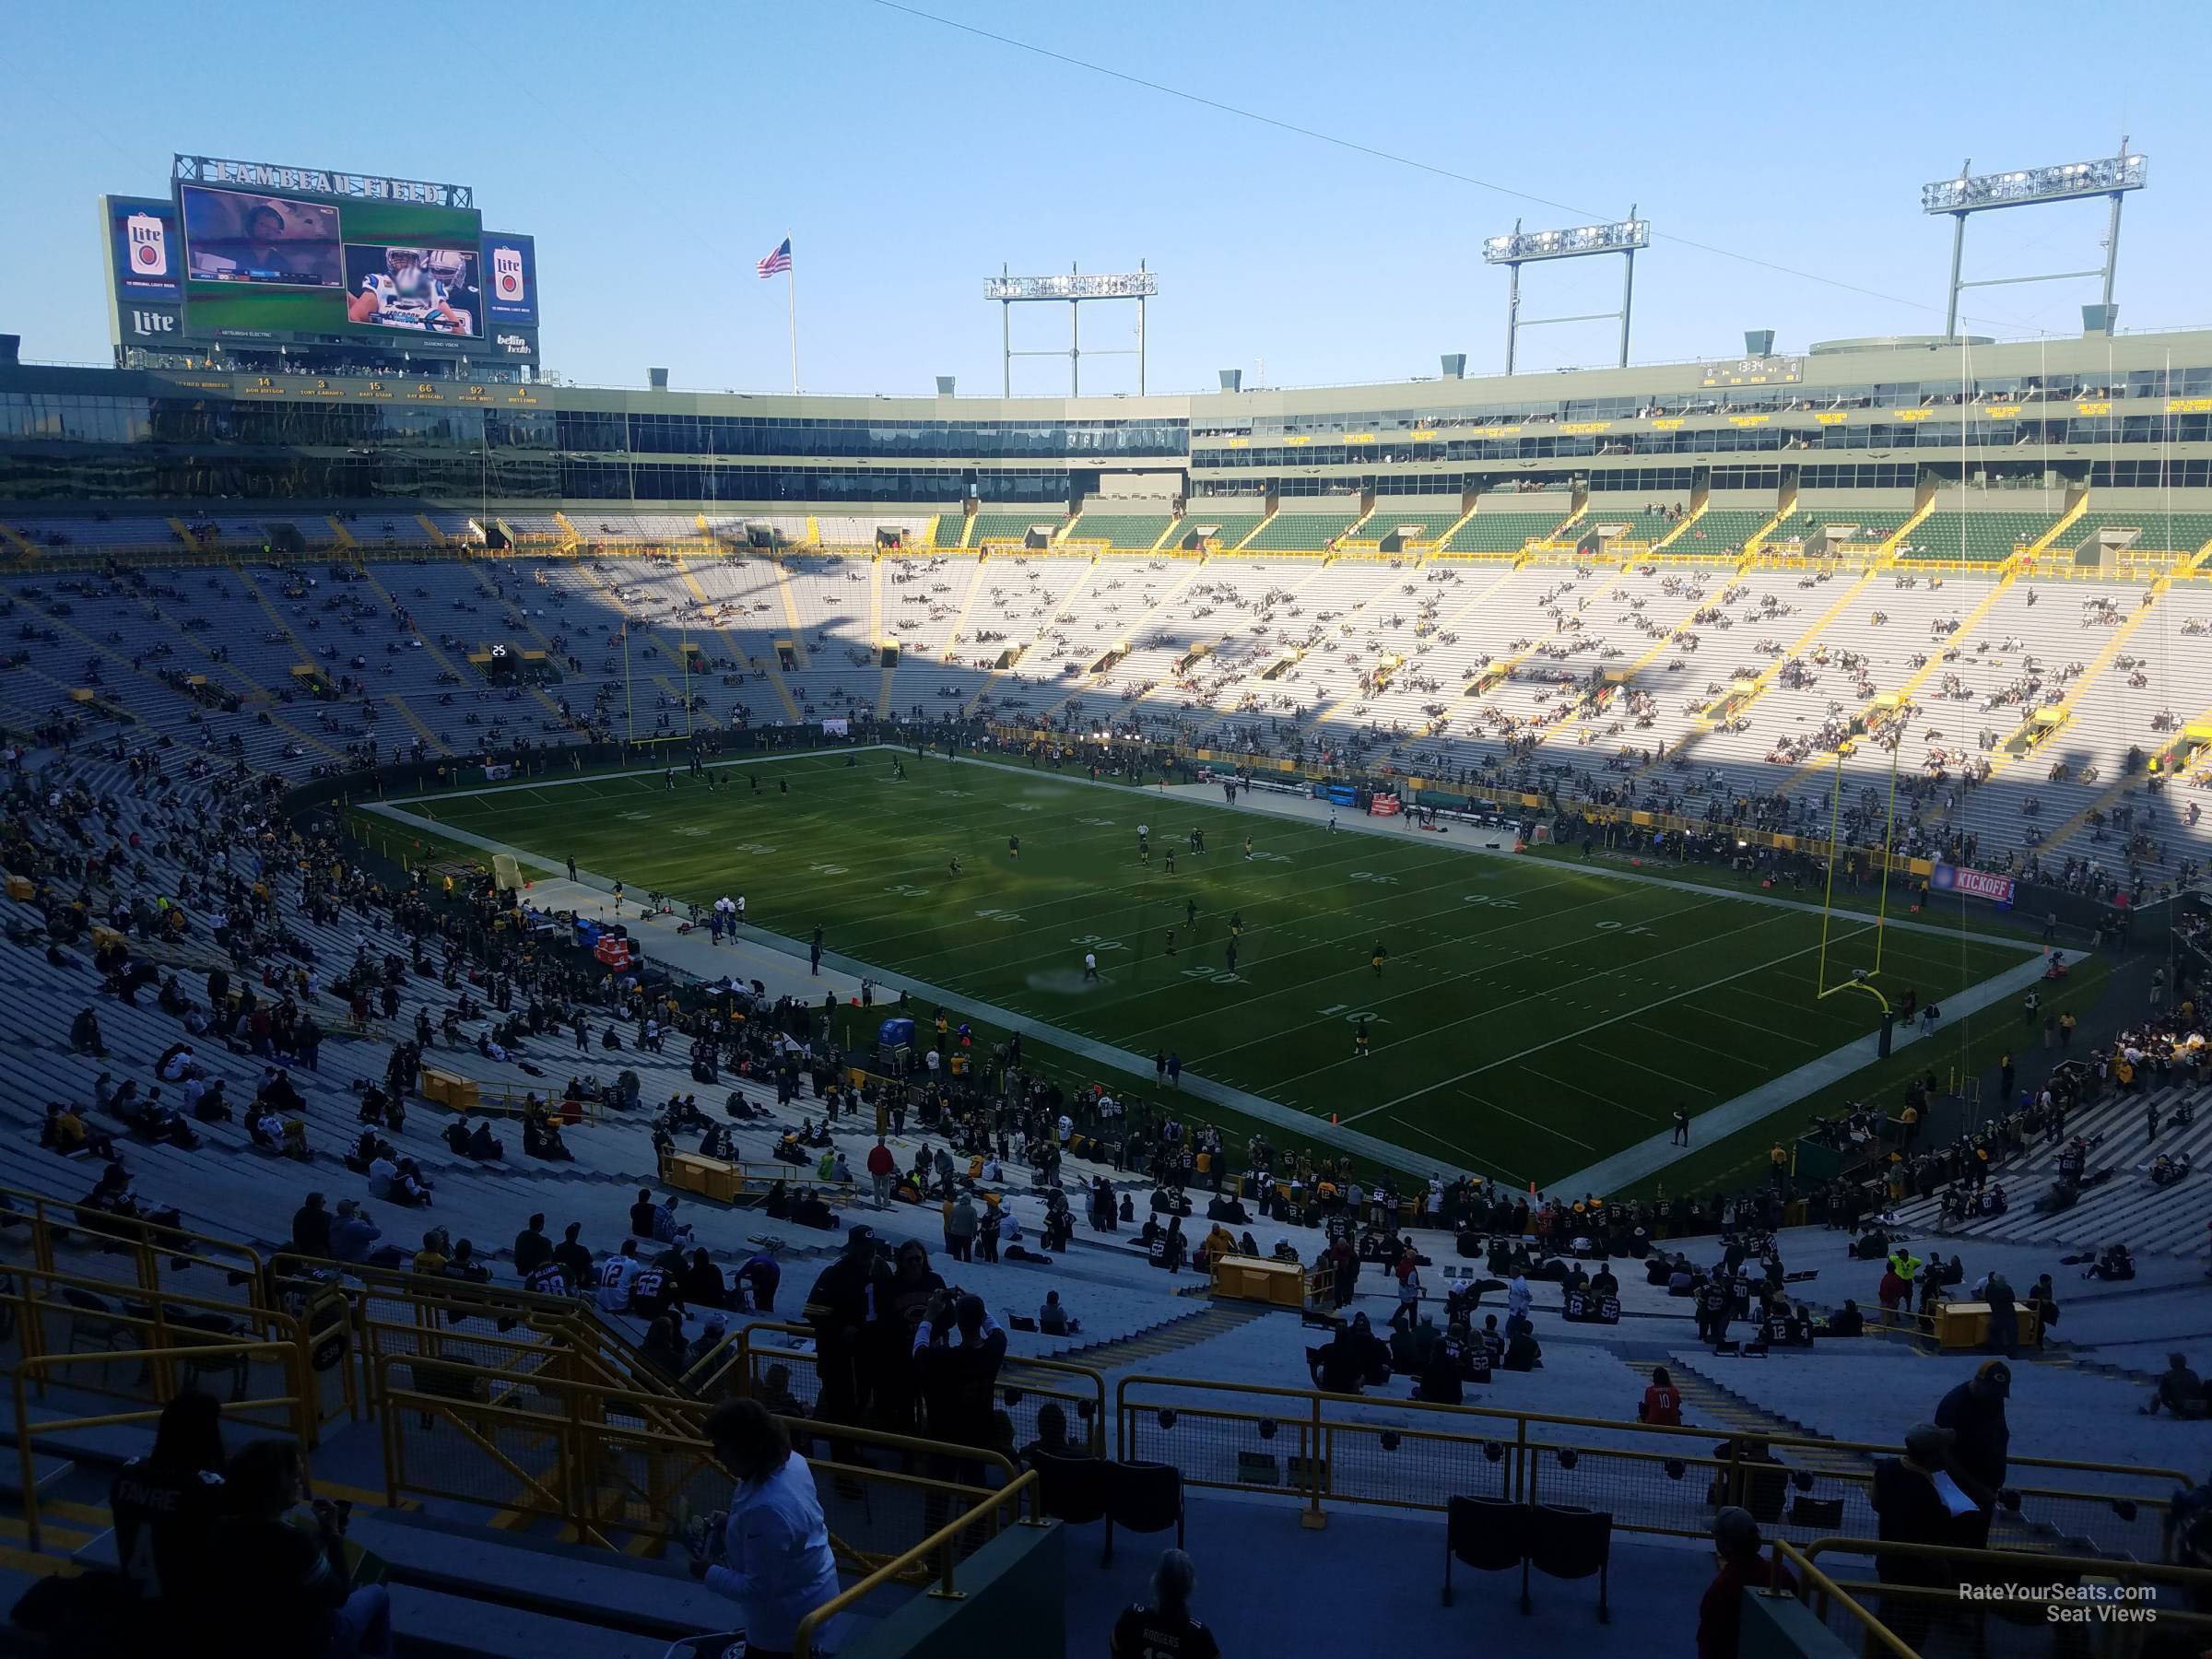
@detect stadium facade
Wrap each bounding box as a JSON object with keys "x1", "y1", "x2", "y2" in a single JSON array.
[{"x1": 4, "y1": 321, "x2": 2211, "y2": 523}]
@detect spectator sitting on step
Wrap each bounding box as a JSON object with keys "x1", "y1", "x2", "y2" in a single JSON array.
[
  {"x1": 189, "y1": 1076, "x2": 232, "y2": 1124},
  {"x1": 684, "y1": 1312, "x2": 730, "y2": 1380},
  {"x1": 42, "y1": 1100, "x2": 117, "y2": 1160},
  {"x1": 124, "y1": 1086, "x2": 199, "y2": 1149},
  {"x1": 328, "y1": 1200, "x2": 381, "y2": 1264},
  {"x1": 756, "y1": 1362, "x2": 806, "y2": 1421},
  {"x1": 653, "y1": 1195, "x2": 695, "y2": 1249},
  {"x1": 1640, "y1": 1365, "x2": 1684, "y2": 1426},
  {"x1": 70, "y1": 1006, "x2": 108, "y2": 1056},
  {"x1": 522, "y1": 1107, "x2": 571, "y2": 1159},
  {"x1": 368, "y1": 1148, "x2": 429, "y2": 1207},
  {"x1": 1501, "y1": 1320, "x2": 1543, "y2": 1371},
  {"x1": 1018, "y1": 1402, "x2": 1082, "y2": 1468},
  {"x1": 248, "y1": 1102, "x2": 287, "y2": 1154},
  {"x1": 1313, "y1": 1312, "x2": 1390, "y2": 1394},
  {"x1": 466, "y1": 1118, "x2": 504, "y2": 1161},
  {"x1": 257, "y1": 1067, "x2": 306, "y2": 1118},
  {"x1": 551, "y1": 1222, "x2": 594, "y2": 1292},
  {"x1": 2145, "y1": 1354, "x2": 2209, "y2": 1418},
  {"x1": 1037, "y1": 1289, "x2": 1079, "y2": 1337},
  {"x1": 641, "y1": 1313, "x2": 688, "y2": 1381},
  {"x1": 76, "y1": 1166, "x2": 185, "y2": 1255},
  {"x1": 110, "y1": 1389, "x2": 229, "y2": 1626},
  {"x1": 213, "y1": 1438, "x2": 391, "y2": 1659}
]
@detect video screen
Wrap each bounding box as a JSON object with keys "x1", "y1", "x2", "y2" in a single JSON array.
[
  {"x1": 342, "y1": 245, "x2": 481, "y2": 337},
  {"x1": 180, "y1": 185, "x2": 343, "y2": 288}
]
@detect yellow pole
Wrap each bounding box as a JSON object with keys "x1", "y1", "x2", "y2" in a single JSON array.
[{"x1": 1872, "y1": 734, "x2": 1902, "y2": 975}]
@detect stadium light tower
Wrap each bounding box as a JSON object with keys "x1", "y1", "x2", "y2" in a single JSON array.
[
  {"x1": 1923, "y1": 140, "x2": 2147, "y2": 336},
  {"x1": 983, "y1": 264, "x2": 1158, "y2": 396},
  {"x1": 1483, "y1": 212, "x2": 1649, "y2": 374}
]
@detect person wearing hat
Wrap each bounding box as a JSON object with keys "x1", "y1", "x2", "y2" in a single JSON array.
[
  {"x1": 1697, "y1": 1505, "x2": 1794, "y2": 1659},
  {"x1": 803, "y1": 1225, "x2": 891, "y2": 1431},
  {"x1": 1934, "y1": 1360, "x2": 2011, "y2": 1547},
  {"x1": 1872, "y1": 1423, "x2": 1970, "y2": 1647},
  {"x1": 685, "y1": 1312, "x2": 730, "y2": 1379}
]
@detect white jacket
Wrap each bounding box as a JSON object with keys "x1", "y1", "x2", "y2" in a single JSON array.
[{"x1": 705, "y1": 1455, "x2": 841, "y2": 1652}]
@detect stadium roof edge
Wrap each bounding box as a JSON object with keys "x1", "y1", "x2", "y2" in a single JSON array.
[{"x1": 12, "y1": 321, "x2": 2212, "y2": 421}]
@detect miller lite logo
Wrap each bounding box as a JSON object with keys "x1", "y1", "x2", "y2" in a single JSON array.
[
  {"x1": 126, "y1": 212, "x2": 170, "y2": 277},
  {"x1": 130, "y1": 310, "x2": 176, "y2": 335},
  {"x1": 492, "y1": 246, "x2": 525, "y2": 304}
]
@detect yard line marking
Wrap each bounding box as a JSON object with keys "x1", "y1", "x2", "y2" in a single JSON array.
[
  {"x1": 1394, "y1": 1118, "x2": 1524, "y2": 1182},
  {"x1": 1344, "y1": 923, "x2": 1876, "y2": 1123},
  {"x1": 1581, "y1": 1048, "x2": 1712, "y2": 1097},
  {"x1": 1513, "y1": 1066, "x2": 1641, "y2": 1118},
  {"x1": 1454, "y1": 1100, "x2": 1592, "y2": 1152},
  {"x1": 1621, "y1": 1020, "x2": 1769, "y2": 1069}
]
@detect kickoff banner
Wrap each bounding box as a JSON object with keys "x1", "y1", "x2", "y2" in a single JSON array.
[{"x1": 1931, "y1": 862, "x2": 2015, "y2": 906}]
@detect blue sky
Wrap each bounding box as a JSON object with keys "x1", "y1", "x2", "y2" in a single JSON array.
[{"x1": 6, "y1": 0, "x2": 2207, "y2": 394}]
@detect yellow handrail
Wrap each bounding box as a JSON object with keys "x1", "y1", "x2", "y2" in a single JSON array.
[
  {"x1": 1110, "y1": 1372, "x2": 2191, "y2": 1547},
  {"x1": 0, "y1": 1181, "x2": 266, "y2": 1300},
  {"x1": 373, "y1": 1355, "x2": 1028, "y2": 1556},
  {"x1": 10, "y1": 1340, "x2": 307, "y2": 1552},
  {"x1": 793, "y1": 1469, "x2": 1040, "y2": 1658},
  {"x1": 1767, "y1": 1540, "x2": 1918, "y2": 1659},
  {"x1": 710, "y1": 1321, "x2": 1109, "y2": 1452}
]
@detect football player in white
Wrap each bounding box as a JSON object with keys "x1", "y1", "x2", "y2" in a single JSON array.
[{"x1": 348, "y1": 247, "x2": 467, "y2": 334}]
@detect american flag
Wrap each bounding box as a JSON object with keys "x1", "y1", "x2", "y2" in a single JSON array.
[{"x1": 757, "y1": 237, "x2": 793, "y2": 277}]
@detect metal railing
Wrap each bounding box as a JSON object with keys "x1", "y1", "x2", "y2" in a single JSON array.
[
  {"x1": 1111, "y1": 1374, "x2": 2194, "y2": 1559},
  {"x1": 1784, "y1": 1537, "x2": 2212, "y2": 1656},
  {"x1": 9, "y1": 1336, "x2": 310, "y2": 1552},
  {"x1": 1, "y1": 1180, "x2": 266, "y2": 1309},
  {"x1": 698, "y1": 1321, "x2": 1110, "y2": 1458},
  {"x1": 1, "y1": 1260, "x2": 351, "y2": 1433},
  {"x1": 794, "y1": 1469, "x2": 1041, "y2": 1659},
  {"x1": 376, "y1": 1358, "x2": 1031, "y2": 1567},
  {"x1": 1767, "y1": 1540, "x2": 1918, "y2": 1659}
]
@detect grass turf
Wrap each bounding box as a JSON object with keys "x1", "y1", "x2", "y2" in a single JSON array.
[{"x1": 400, "y1": 748, "x2": 2038, "y2": 1188}]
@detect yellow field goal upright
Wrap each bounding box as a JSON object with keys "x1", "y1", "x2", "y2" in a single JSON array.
[{"x1": 1814, "y1": 729, "x2": 1903, "y2": 1014}]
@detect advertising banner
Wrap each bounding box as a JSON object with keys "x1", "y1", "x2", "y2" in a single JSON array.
[
  {"x1": 1930, "y1": 862, "x2": 2015, "y2": 906},
  {"x1": 481, "y1": 231, "x2": 539, "y2": 325}
]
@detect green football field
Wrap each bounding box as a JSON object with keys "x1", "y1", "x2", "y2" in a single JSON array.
[{"x1": 402, "y1": 749, "x2": 2034, "y2": 1186}]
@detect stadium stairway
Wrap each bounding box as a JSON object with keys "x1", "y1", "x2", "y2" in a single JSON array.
[
  {"x1": 1657, "y1": 1361, "x2": 1867, "y2": 1479},
  {"x1": 1033, "y1": 1287, "x2": 1274, "y2": 1372}
]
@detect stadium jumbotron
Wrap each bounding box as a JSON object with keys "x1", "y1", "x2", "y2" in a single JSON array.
[{"x1": 2, "y1": 56, "x2": 2211, "y2": 1659}]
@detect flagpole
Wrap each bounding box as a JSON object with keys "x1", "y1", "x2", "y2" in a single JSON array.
[{"x1": 785, "y1": 235, "x2": 797, "y2": 394}]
